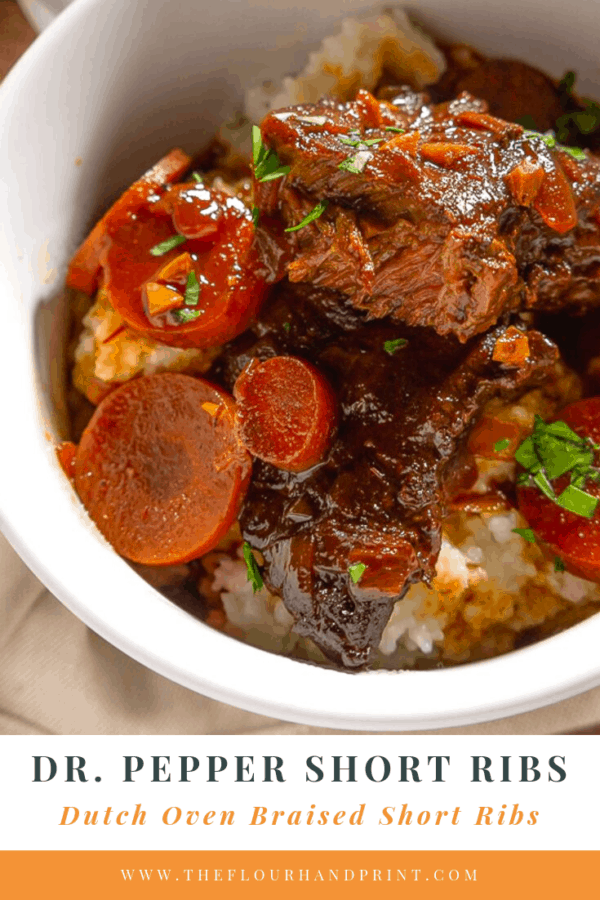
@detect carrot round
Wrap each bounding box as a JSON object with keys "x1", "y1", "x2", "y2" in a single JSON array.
[
  {"x1": 66, "y1": 149, "x2": 192, "y2": 296},
  {"x1": 517, "y1": 397, "x2": 600, "y2": 582},
  {"x1": 74, "y1": 373, "x2": 252, "y2": 565},
  {"x1": 234, "y1": 356, "x2": 337, "y2": 472},
  {"x1": 467, "y1": 415, "x2": 522, "y2": 459},
  {"x1": 102, "y1": 183, "x2": 268, "y2": 349},
  {"x1": 56, "y1": 441, "x2": 77, "y2": 479}
]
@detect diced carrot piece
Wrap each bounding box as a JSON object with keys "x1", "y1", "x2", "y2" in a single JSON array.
[
  {"x1": 505, "y1": 159, "x2": 545, "y2": 206},
  {"x1": 492, "y1": 326, "x2": 531, "y2": 367},
  {"x1": 156, "y1": 251, "x2": 195, "y2": 284},
  {"x1": 420, "y1": 142, "x2": 480, "y2": 166},
  {"x1": 145, "y1": 283, "x2": 184, "y2": 317},
  {"x1": 533, "y1": 161, "x2": 578, "y2": 233}
]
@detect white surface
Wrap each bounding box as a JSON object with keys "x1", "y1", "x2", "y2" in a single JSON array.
[{"x1": 1, "y1": 0, "x2": 600, "y2": 732}]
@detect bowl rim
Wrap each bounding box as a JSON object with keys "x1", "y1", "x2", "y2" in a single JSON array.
[{"x1": 2, "y1": 0, "x2": 600, "y2": 733}]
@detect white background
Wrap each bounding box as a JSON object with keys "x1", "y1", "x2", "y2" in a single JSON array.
[{"x1": 0, "y1": 735, "x2": 595, "y2": 851}]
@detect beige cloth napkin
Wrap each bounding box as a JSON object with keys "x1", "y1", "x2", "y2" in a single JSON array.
[{"x1": 2, "y1": 530, "x2": 600, "y2": 736}]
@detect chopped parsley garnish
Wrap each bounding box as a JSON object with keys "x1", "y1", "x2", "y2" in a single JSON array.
[
  {"x1": 559, "y1": 70, "x2": 576, "y2": 95},
  {"x1": 555, "y1": 483, "x2": 599, "y2": 518},
  {"x1": 149, "y1": 234, "x2": 187, "y2": 256},
  {"x1": 252, "y1": 124, "x2": 291, "y2": 183},
  {"x1": 340, "y1": 135, "x2": 383, "y2": 148},
  {"x1": 243, "y1": 541, "x2": 263, "y2": 593},
  {"x1": 251, "y1": 206, "x2": 260, "y2": 228},
  {"x1": 561, "y1": 145, "x2": 587, "y2": 160},
  {"x1": 284, "y1": 199, "x2": 328, "y2": 233},
  {"x1": 523, "y1": 128, "x2": 586, "y2": 161},
  {"x1": 554, "y1": 556, "x2": 566, "y2": 573},
  {"x1": 173, "y1": 308, "x2": 202, "y2": 323},
  {"x1": 338, "y1": 149, "x2": 373, "y2": 174},
  {"x1": 554, "y1": 72, "x2": 600, "y2": 142},
  {"x1": 384, "y1": 337, "x2": 408, "y2": 355},
  {"x1": 349, "y1": 562, "x2": 367, "y2": 584},
  {"x1": 494, "y1": 438, "x2": 510, "y2": 453},
  {"x1": 385, "y1": 126, "x2": 405, "y2": 134},
  {"x1": 512, "y1": 527, "x2": 536, "y2": 543},
  {"x1": 283, "y1": 322, "x2": 291, "y2": 333},
  {"x1": 259, "y1": 165, "x2": 292, "y2": 183},
  {"x1": 570, "y1": 105, "x2": 600, "y2": 135},
  {"x1": 514, "y1": 414, "x2": 600, "y2": 519},
  {"x1": 183, "y1": 271, "x2": 200, "y2": 306},
  {"x1": 191, "y1": 171, "x2": 204, "y2": 183}
]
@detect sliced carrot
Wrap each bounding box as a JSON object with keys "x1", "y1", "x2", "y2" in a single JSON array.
[
  {"x1": 104, "y1": 184, "x2": 268, "y2": 349},
  {"x1": 234, "y1": 356, "x2": 337, "y2": 472},
  {"x1": 66, "y1": 149, "x2": 192, "y2": 295},
  {"x1": 467, "y1": 415, "x2": 522, "y2": 459},
  {"x1": 56, "y1": 441, "x2": 77, "y2": 479},
  {"x1": 74, "y1": 373, "x2": 252, "y2": 566}
]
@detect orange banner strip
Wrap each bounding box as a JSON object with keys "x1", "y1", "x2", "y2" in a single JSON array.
[{"x1": 0, "y1": 851, "x2": 597, "y2": 897}]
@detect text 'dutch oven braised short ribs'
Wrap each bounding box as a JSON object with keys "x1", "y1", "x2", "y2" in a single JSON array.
[{"x1": 61, "y1": 27, "x2": 600, "y2": 671}]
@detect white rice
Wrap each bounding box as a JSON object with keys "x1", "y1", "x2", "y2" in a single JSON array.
[{"x1": 244, "y1": 9, "x2": 445, "y2": 123}]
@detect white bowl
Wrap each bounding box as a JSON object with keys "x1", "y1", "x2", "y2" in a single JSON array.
[{"x1": 2, "y1": 0, "x2": 600, "y2": 731}]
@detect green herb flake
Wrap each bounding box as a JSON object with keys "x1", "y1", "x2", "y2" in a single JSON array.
[
  {"x1": 562, "y1": 145, "x2": 587, "y2": 160},
  {"x1": 283, "y1": 322, "x2": 291, "y2": 333},
  {"x1": 523, "y1": 128, "x2": 586, "y2": 163},
  {"x1": 191, "y1": 171, "x2": 204, "y2": 183},
  {"x1": 252, "y1": 124, "x2": 265, "y2": 167},
  {"x1": 554, "y1": 556, "x2": 566, "y2": 573},
  {"x1": 259, "y1": 165, "x2": 291, "y2": 183},
  {"x1": 349, "y1": 562, "x2": 367, "y2": 584},
  {"x1": 340, "y1": 135, "x2": 383, "y2": 148},
  {"x1": 384, "y1": 337, "x2": 408, "y2": 355},
  {"x1": 338, "y1": 149, "x2": 372, "y2": 174},
  {"x1": 284, "y1": 199, "x2": 328, "y2": 233},
  {"x1": 252, "y1": 125, "x2": 291, "y2": 183},
  {"x1": 243, "y1": 541, "x2": 263, "y2": 593},
  {"x1": 512, "y1": 527, "x2": 536, "y2": 543},
  {"x1": 559, "y1": 71, "x2": 576, "y2": 95},
  {"x1": 573, "y1": 106, "x2": 600, "y2": 134},
  {"x1": 556, "y1": 483, "x2": 599, "y2": 518},
  {"x1": 184, "y1": 271, "x2": 200, "y2": 306},
  {"x1": 385, "y1": 126, "x2": 405, "y2": 134},
  {"x1": 251, "y1": 206, "x2": 260, "y2": 228},
  {"x1": 149, "y1": 234, "x2": 187, "y2": 256},
  {"x1": 514, "y1": 415, "x2": 600, "y2": 519},
  {"x1": 494, "y1": 438, "x2": 510, "y2": 453},
  {"x1": 173, "y1": 308, "x2": 203, "y2": 324}
]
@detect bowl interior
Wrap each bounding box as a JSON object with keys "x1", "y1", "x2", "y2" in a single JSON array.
[{"x1": 2, "y1": 0, "x2": 600, "y2": 730}]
